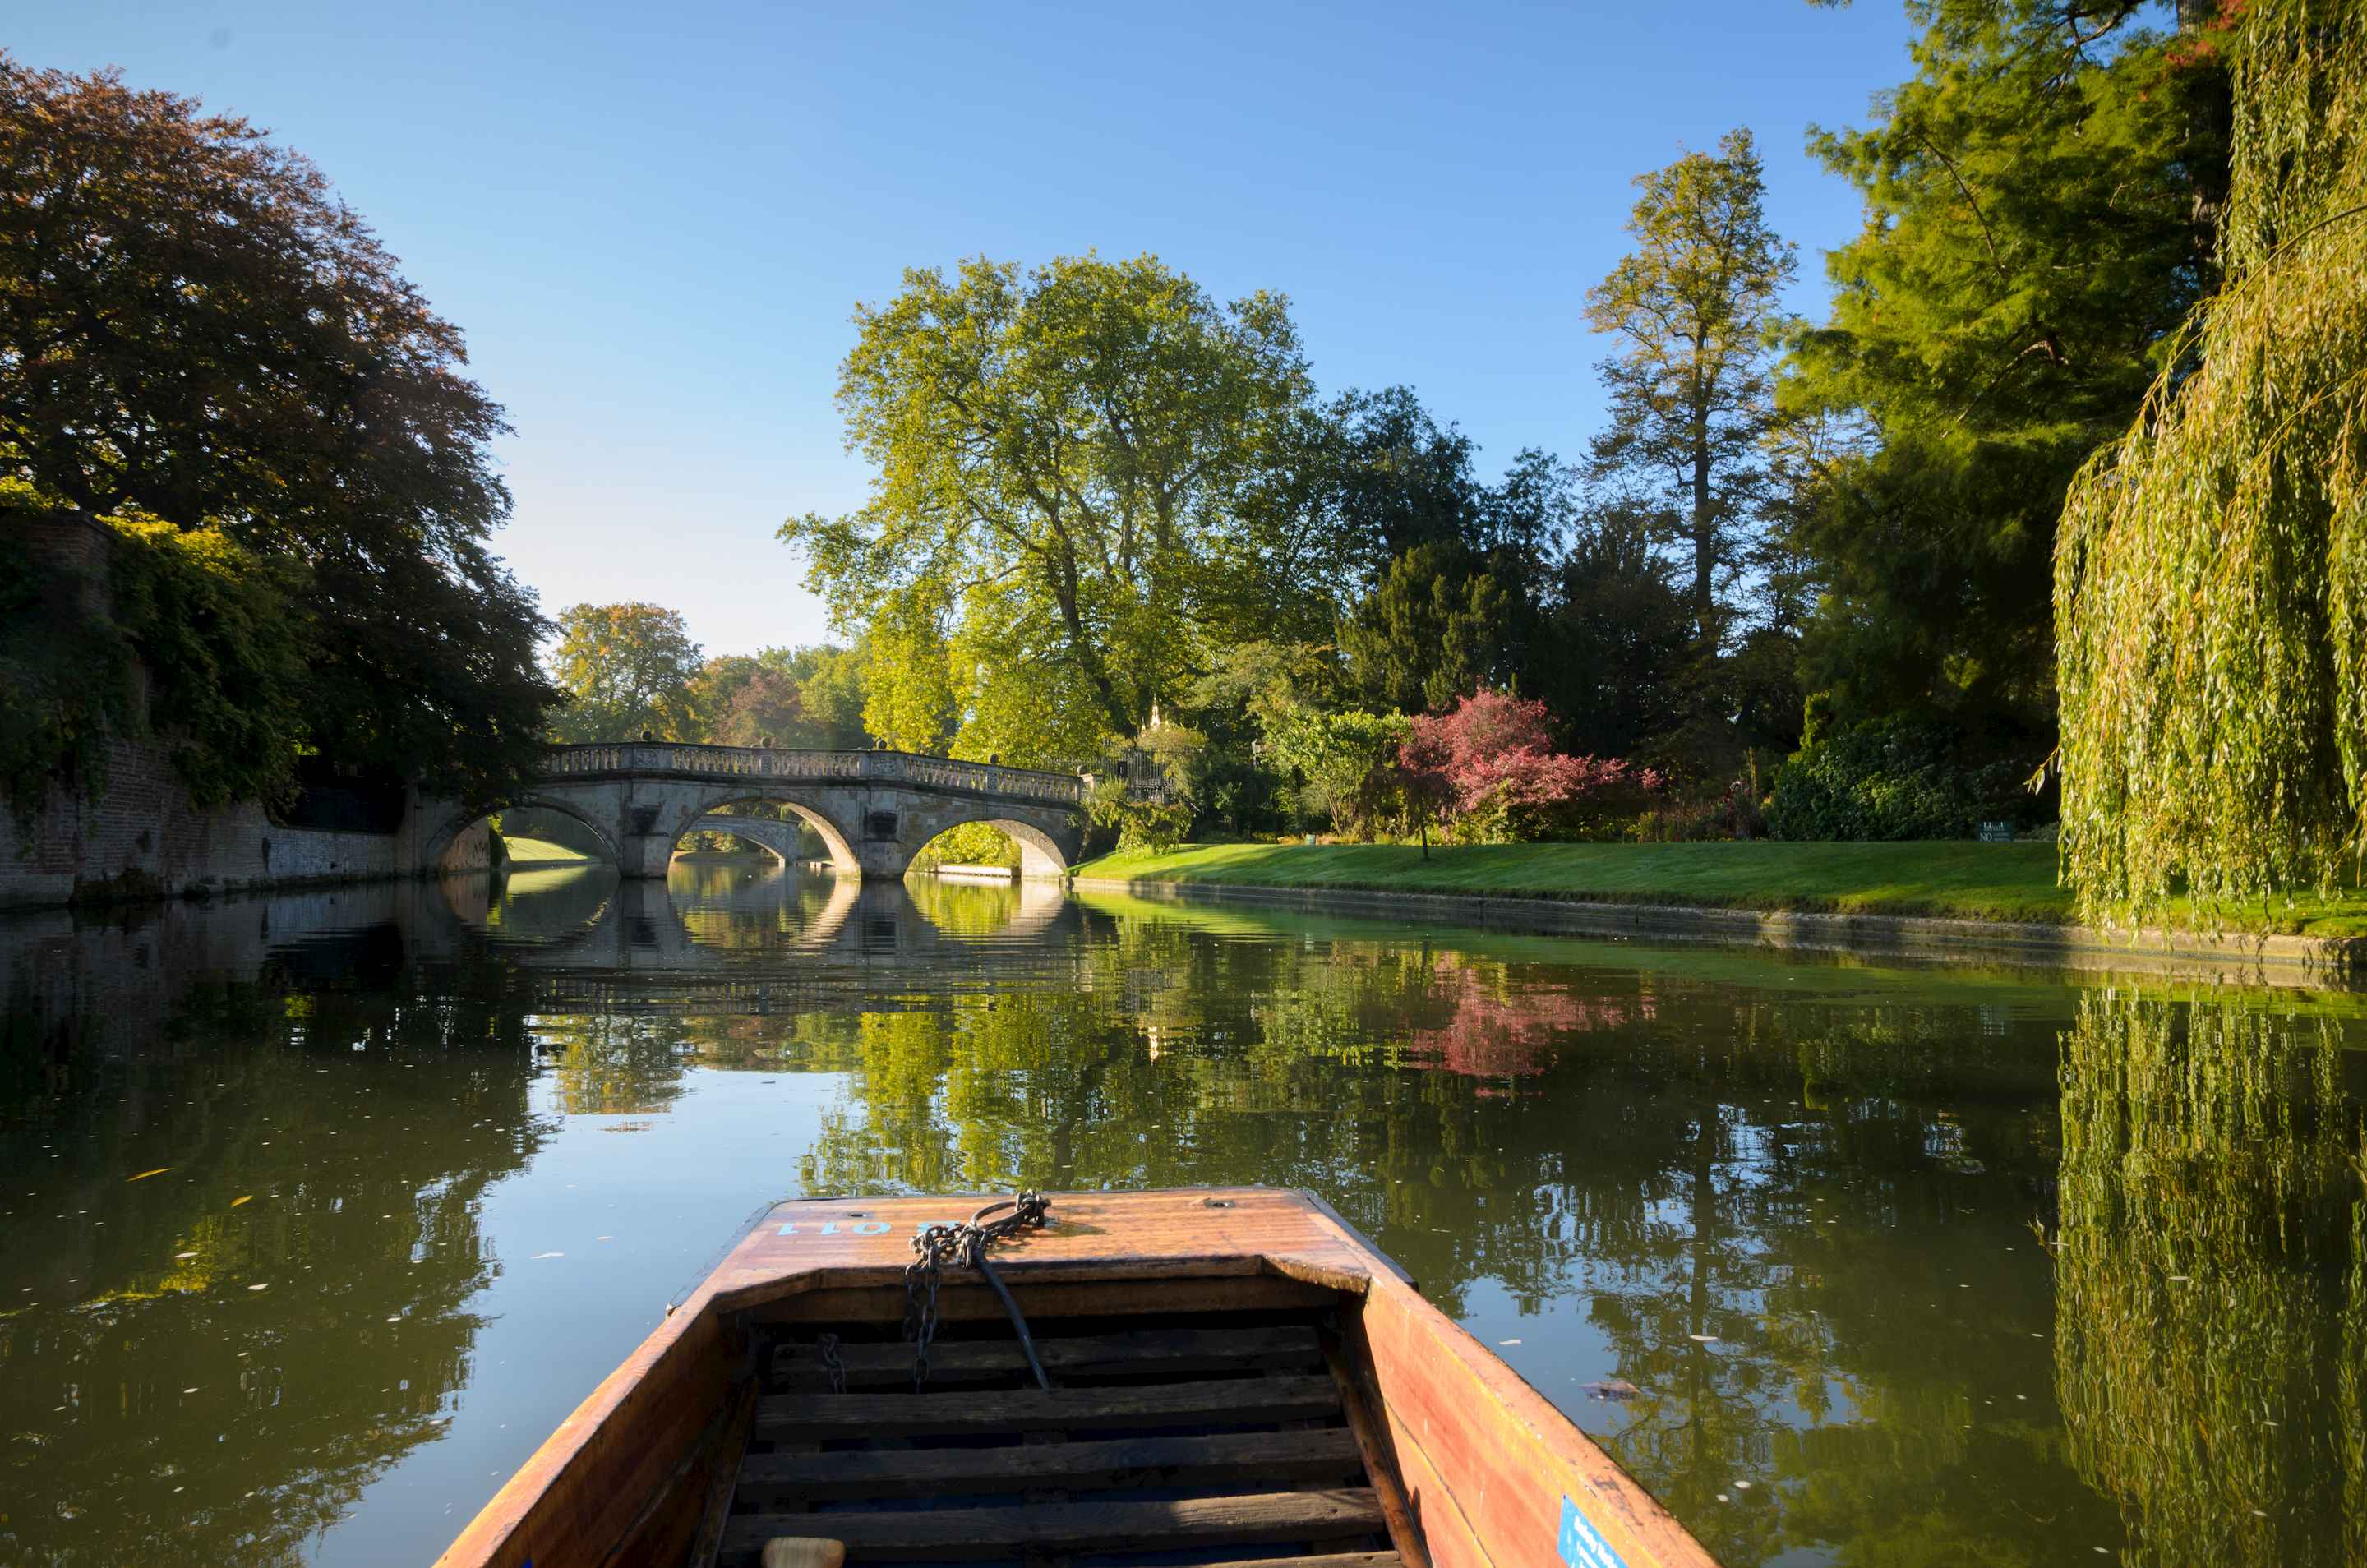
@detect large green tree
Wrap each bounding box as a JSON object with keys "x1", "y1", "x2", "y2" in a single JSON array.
[
  {"x1": 689, "y1": 643, "x2": 874, "y2": 749},
  {"x1": 547, "y1": 602, "x2": 704, "y2": 743},
  {"x1": 0, "y1": 58, "x2": 560, "y2": 802},
  {"x1": 1782, "y1": 0, "x2": 2231, "y2": 727},
  {"x1": 2056, "y1": 0, "x2": 2367, "y2": 920},
  {"x1": 1532, "y1": 500, "x2": 1696, "y2": 759},
  {"x1": 1328, "y1": 388, "x2": 1572, "y2": 717},
  {"x1": 781, "y1": 254, "x2": 1350, "y2": 765},
  {"x1": 1587, "y1": 129, "x2": 1797, "y2": 654}
]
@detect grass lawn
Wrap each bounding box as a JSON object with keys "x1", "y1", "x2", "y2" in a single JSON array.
[
  {"x1": 498, "y1": 833, "x2": 592, "y2": 865},
  {"x1": 1072, "y1": 841, "x2": 2367, "y2": 936}
]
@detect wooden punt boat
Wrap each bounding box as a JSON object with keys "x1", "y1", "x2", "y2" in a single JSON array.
[{"x1": 433, "y1": 1187, "x2": 1718, "y2": 1568}]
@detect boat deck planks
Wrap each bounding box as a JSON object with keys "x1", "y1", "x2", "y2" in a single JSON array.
[
  {"x1": 432, "y1": 1188, "x2": 1720, "y2": 1568},
  {"x1": 736, "y1": 1427, "x2": 1366, "y2": 1504},
  {"x1": 720, "y1": 1489, "x2": 1388, "y2": 1560}
]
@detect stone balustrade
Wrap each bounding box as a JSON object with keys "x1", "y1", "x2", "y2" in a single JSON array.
[{"x1": 538, "y1": 744, "x2": 1088, "y2": 806}]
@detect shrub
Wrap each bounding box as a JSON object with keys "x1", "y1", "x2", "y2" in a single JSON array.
[
  {"x1": 1402, "y1": 689, "x2": 1659, "y2": 843},
  {"x1": 1766, "y1": 716, "x2": 2042, "y2": 841},
  {"x1": 1262, "y1": 707, "x2": 1410, "y2": 839}
]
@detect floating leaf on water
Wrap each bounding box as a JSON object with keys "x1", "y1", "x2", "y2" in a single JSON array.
[
  {"x1": 174, "y1": 1252, "x2": 197, "y2": 1261},
  {"x1": 229, "y1": 1196, "x2": 252, "y2": 1209},
  {"x1": 1688, "y1": 1334, "x2": 1718, "y2": 1343},
  {"x1": 530, "y1": 1252, "x2": 564, "y2": 1260},
  {"x1": 127, "y1": 1169, "x2": 172, "y2": 1183},
  {"x1": 247, "y1": 1283, "x2": 268, "y2": 1292},
  {"x1": 1497, "y1": 1338, "x2": 1522, "y2": 1345},
  {"x1": 1582, "y1": 1378, "x2": 1643, "y2": 1402}
]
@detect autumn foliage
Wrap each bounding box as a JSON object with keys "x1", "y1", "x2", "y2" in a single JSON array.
[{"x1": 1400, "y1": 689, "x2": 1657, "y2": 842}]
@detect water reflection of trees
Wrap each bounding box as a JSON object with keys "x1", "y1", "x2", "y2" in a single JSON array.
[
  {"x1": 0, "y1": 978, "x2": 541, "y2": 1567},
  {"x1": 676, "y1": 909, "x2": 2139, "y2": 1568},
  {"x1": 534, "y1": 1012, "x2": 694, "y2": 1116},
  {"x1": 901, "y1": 876, "x2": 1025, "y2": 937},
  {"x1": 2053, "y1": 991, "x2": 2367, "y2": 1568}
]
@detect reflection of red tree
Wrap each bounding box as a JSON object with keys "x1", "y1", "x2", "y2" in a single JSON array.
[{"x1": 1403, "y1": 956, "x2": 1653, "y2": 1079}]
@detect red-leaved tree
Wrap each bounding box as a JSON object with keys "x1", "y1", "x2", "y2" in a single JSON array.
[{"x1": 1401, "y1": 689, "x2": 1658, "y2": 842}]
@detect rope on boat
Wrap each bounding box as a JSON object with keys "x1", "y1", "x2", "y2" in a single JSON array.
[{"x1": 904, "y1": 1190, "x2": 1052, "y2": 1390}]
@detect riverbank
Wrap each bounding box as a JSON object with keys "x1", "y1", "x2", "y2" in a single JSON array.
[
  {"x1": 1070, "y1": 842, "x2": 2367, "y2": 980},
  {"x1": 496, "y1": 834, "x2": 593, "y2": 869}
]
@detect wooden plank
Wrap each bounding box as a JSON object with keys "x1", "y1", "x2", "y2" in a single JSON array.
[
  {"x1": 1325, "y1": 1339, "x2": 1433, "y2": 1568},
  {"x1": 754, "y1": 1373, "x2": 1340, "y2": 1440},
  {"x1": 685, "y1": 1377, "x2": 759, "y2": 1568},
  {"x1": 1377, "y1": 1409, "x2": 1488, "y2": 1568},
  {"x1": 722, "y1": 1487, "x2": 1385, "y2": 1560},
  {"x1": 1357, "y1": 1280, "x2": 1719, "y2": 1568},
  {"x1": 770, "y1": 1324, "x2": 1322, "y2": 1386},
  {"x1": 749, "y1": 1273, "x2": 1338, "y2": 1326},
  {"x1": 710, "y1": 1188, "x2": 1382, "y2": 1321},
  {"x1": 1189, "y1": 1557, "x2": 1401, "y2": 1568},
  {"x1": 736, "y1": 1427, "x2": 1363, "y2": 1505},
  {"x1": 436, "y1": 1292, "x2": 731, "y2": 1568}
]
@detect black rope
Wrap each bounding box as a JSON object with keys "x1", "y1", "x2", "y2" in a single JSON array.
[{"x1": 905, "y1": 1190, "x2": 1052, "y2": 1390}]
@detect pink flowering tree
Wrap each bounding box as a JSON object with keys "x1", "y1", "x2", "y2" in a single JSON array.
[{"x1": 1401, "y1": 689, "x2": 1659, "y2": 843}]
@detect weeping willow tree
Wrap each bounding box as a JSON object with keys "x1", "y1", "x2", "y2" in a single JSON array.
[
  {"x1": 2056, "y1": 2, "x2": 2367, "y2": 920},
  {"x1": 2053, "y1": 990, "x2": 2367, "y2": 1565}
]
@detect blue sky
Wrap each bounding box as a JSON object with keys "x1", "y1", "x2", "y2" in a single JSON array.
[{"x1": 16, "y1": 1, "x2": 1920, "y2": 656}]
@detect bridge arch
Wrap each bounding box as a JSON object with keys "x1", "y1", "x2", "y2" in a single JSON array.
[
  {"x1": 907, "y1": 816, "x2": 1072, "y2": 879},
  {"x1": 676, "y1": 812, "x2": 805, "y2": 868},
  {"x1": 668, "y1": 791, "x2": 861, "y2": 875},
  {"x1": 426, "y1": 796, "x2": 622, "y2": 873}
]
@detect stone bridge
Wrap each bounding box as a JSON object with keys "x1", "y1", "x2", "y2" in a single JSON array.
[{"x1": 437, "y1": 744, "x2": 1090, "y2": 881}]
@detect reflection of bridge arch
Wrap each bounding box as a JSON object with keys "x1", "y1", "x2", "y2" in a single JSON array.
[
  {"x1": 421, "y1": 745, "x2": 1091, "y2": 882},
  {"x1": 904, "y1": 873, "x2": 1071, "y2": 943},
  {"x1": 445, "y1": 878, "x2": 1077, "y2": 1005},
  {"x1": 439, "y1": 869, "x2": 867, "y2": 971}
]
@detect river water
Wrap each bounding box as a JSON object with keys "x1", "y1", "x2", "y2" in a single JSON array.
[{"x1": 2, "y1": 860, "x2": 2362, "y2": 1567}]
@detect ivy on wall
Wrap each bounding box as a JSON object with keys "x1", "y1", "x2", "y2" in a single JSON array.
[{"x1": 3, "y1": 491, "x2": 310, "y2": 825}]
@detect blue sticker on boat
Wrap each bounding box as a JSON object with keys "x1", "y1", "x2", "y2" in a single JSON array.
[{"x1": 1559, "y1": 1495, "x2": 1629, "y2": 1568}]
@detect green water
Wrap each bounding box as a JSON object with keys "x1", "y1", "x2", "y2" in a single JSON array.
[{"x1": 2, "y1": 860, "x2": 2363, "y2": 1567}]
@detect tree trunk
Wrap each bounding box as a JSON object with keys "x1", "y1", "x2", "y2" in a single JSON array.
[{"x1": 1691, "y1": 414, "x2": 1717, "y2": 651}]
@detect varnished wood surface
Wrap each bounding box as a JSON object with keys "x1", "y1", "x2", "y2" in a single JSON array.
[
  {"x1": 705, "y1": 1186, "x2": 1385, "y2": 1310},
  {"x1": 435, "y1": 1186, "x2": 1720, "y2": 1568},
  {"x1": 1358, "y1": 1271, "x2": 1722, "y2": 1568}
]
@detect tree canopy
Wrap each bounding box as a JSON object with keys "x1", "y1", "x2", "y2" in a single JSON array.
[
  {"x1": 2055, "y1": 0, "x2": 2367, "y2": 920},
  {"x1": 1780, "y1": 1, "x2": 2228, "y2": 727},
  {"x1": 782, "y1": 253, "x2": 1354, "y2": 766},
  {"x1": 1588, "y1": 128, "x2": 1797, "y2": 653},
  {"x1": 547, "y1": 603, "x2": 704, "y2": 743},
  {"x1": 0, "y1": 57, "x2": 560, "y2": 804}
]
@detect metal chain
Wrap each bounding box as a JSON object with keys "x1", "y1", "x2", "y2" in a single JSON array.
[
  {"x1": 902, "y1": 1190, "x2": 1051, "y2": 1391},
  {"x1": 814, "y1": 1331, "x2": 847, "y2": 1395}
]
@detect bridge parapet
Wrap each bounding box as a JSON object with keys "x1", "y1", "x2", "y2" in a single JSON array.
[{"x1": 540, "y1": 744, "x2": 1087, "y2": 805}]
